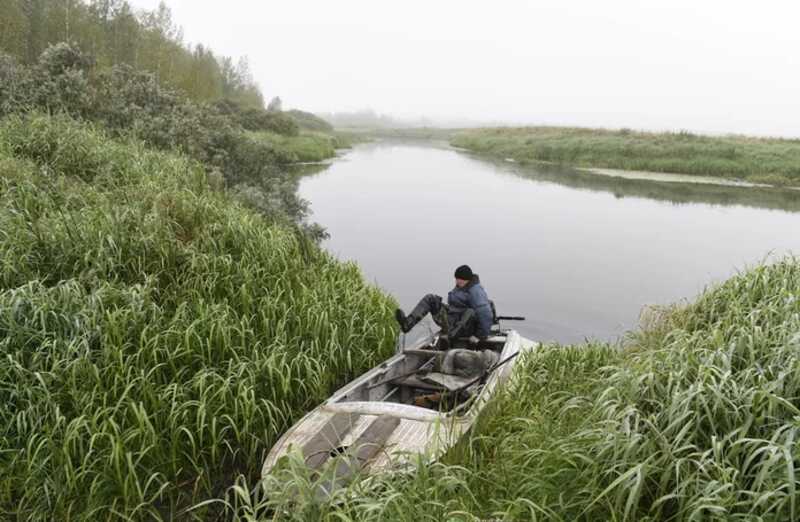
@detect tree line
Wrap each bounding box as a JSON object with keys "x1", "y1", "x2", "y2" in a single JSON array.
[{"x1": 0, "y1": 0, "x2": 263, "y2": 107}]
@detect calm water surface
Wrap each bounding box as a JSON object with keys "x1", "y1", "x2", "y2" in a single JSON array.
[{"x1": 300, "y1": 141, "x2": 800, "y2": 344}]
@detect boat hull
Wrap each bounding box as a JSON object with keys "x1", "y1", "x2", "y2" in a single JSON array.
[{"x1": 262, "y1": 330, "x2": 536, "y2": 480}]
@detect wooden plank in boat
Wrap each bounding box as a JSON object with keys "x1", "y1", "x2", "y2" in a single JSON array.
[
  {"x1": 301, "y1": 412, "x2": 360, "y2": 470},
  {"x1": 329, "y1": 414, "x2": 401, "y2": 488},
  {"x1": 349, "y1": 414, "x2": 401, "y2": 465}
]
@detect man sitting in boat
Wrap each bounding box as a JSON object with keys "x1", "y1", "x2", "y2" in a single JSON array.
[{"x1": 394, "y1": 264, "x2": 493, "y2": 345}]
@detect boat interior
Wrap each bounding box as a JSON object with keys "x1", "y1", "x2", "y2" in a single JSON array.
[{"x1": 330, "y1": 326, "x2": 510, "y2": 413}]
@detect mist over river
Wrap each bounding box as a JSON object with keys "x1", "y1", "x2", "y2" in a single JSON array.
[{"x1": 299, "y1": 141, "x2": 800, "y2": 344}]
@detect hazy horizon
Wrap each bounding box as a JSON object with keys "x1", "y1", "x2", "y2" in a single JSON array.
[{"x1": 129, "y1": 0, "x2": 800, "y2": 137}]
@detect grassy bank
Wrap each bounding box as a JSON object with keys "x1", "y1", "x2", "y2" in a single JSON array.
[
  {"x1": 250, "y1": 131, "x2": 348, "y2": 164},
  {"x1": 254, "y1": 257, "x2": 800, "y2": 521},
  {"x1": 452, "y1": 127, "x2": 800, "y2": 187},
  {"x1": 1, "y1": 43, "x2": 347, "y2": 233},
  {"x1": 0, "y1": 114, "x2": 398, "y2": 520}
]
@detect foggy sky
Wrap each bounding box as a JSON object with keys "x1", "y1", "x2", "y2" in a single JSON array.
[{"x1": 129, "y1": 0, "x2": 800, "y2": 137}]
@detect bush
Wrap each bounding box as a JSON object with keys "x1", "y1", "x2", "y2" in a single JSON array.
[
  {"x1": 215, "y1": 99, "x2": 300, "y2": 136},
  {"x1": 286, "y1": 109, "x2": 334, "y2": 132},
  {"x1": 0, "y1": 54, "x2": 30, "y2": 116},
  {"x1": 0, "y1": 44, "x2": 335, "y2": 232}
]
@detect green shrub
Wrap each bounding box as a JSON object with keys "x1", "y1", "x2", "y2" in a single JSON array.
[
  {"x1": 0, "y1": 44, "x2": 337, "y2": 231},
  {"x1": 286, "y1": 109, "x2": 334, "y2": 132}
]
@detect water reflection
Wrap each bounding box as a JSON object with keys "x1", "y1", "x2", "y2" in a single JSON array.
[
  {"x1": 476, "y1": 155, "x2": 800, "y2": 213},
  {"x1": 299, "y1": 142, "x2": 800, "y2": 344}
]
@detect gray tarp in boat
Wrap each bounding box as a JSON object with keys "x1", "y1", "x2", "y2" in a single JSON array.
[{"x1": 421, "y1": 349, "x2": 500, "y2": 391}]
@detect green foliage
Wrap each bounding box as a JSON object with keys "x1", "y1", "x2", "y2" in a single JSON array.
[
  {"x1": 0, "y1": 0, "x2": 263, "y2": 107},
  {"x1": 0, "y1": 44, "x2": 343, "y2": 229},
  {"x1": 250, "y1": 131, "x2": 337, "y2": 163},
  {"x1": 286, "y1": 109, "x2": 334, "y2": 133},
  {"x1": 241, "y1": 109, "x2": 299, "y2": 136},
  {"x1": 0, "y1": 42, "x2": 94, "y2": 117},
  {"x1": 453, "y1": 127, "x2": 800, "y2": 186},
  {"x1": 215, "y1": 100, "x2": 299, "y2": 136},
  {"x1": 0, "y1": 54, "x2": 29, "y2": 115},
  {"x1": 0, "y1": 114, "x2": 398, "y2": 520}
]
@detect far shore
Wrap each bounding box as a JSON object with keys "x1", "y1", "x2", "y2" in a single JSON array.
[{"x1": 447, "y1": 126, "x2": 800, "y2": 189}]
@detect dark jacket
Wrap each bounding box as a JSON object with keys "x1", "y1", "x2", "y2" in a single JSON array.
[{"x1": 447, "y1": 274, "x2": 493, "y2": 337}]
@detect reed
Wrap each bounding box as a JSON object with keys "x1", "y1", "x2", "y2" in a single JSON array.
[
  {"x1": 252, "y1": 258, "x2": 800, "y2": 521},
  {"x1": 0, "y1": 113, "x2": 398, "y2": 520}
]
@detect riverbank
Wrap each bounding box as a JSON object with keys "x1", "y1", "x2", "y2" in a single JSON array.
[
  {"x1": 0, "y1": 114, "x2": 398, "y2": 520},
  {"x1": 451, "y1": 126, "x2": 800, "y2": 187},
  {"x1": 252, "y1": 256, "x2": 800, "y2": 521}
]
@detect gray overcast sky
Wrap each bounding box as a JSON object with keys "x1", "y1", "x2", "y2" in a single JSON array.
[{"x1": 129, "y1": 0, "x2": 799, "y2": 136}]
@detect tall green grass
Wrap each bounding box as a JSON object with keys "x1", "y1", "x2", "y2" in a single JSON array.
[
  {"x1": 452, "y1": 127, "x2": 800, "y2": 186},
  {"x1": 249, "y1": 131, "x2": 338, "y2": 163},
  {"x1": 253, "y1": 258, "x2": 800, "y2": 521},
  {"x1": 0, "y1": 113, "x2": 398, "y2": 520}
]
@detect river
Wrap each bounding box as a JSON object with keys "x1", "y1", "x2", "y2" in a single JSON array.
[{"x1": 299, "y1": 141, "x2": 800, "y2": 344}]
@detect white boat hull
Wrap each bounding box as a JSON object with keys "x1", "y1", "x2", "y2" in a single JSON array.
[{"x1": 262, "y1": 330, "x2": 537, "y2": 481}]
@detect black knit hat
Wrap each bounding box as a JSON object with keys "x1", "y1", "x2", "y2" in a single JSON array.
[{"x1": 454, "y1": 265, "x2": 473, "y2": 280}]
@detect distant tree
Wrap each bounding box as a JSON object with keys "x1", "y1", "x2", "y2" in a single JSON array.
[
  {"x1": 267, "y1": 96, "x2": 282, "y2": 113},
  {"x1": 137, "y1": 1, "x2": 178, "y2": 81},
  {"x1": 0, "y1": 54, "x2": 31, "y2": 116},
  {"x1": 219, "y1": 56, "x2": 262, "y2": 108},
  {"x1": 19, "y1": 0, "x2": 48, "y2": 63},
  {"x1": 0, "y1": 1, "x2": 29, "y2": 59},
  {"x1": 286, "y1": 109, "x2": 333, "y2": 132},
  {"x1": 1, "y1": 0, "x2": 266, "y2": 110},
  {"x1": 182, "y1": 44, "x2": 222, "y2": 101}
]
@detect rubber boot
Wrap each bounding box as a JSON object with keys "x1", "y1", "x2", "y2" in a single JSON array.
[
  {"x1": 395, "y1": 301, "x2": 429, "y2": 333},
  {"x1": 395, "y1": 309, "x2": 421, "y2": 333}
]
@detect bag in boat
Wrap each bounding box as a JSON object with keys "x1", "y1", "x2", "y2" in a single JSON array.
[{"x1": 420, "y1": 349, "x2": 499, "y2": 392}]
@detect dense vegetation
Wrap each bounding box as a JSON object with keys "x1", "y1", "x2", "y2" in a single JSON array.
[
  {"x1": 1, "y1": 0, "x2": 341, "y2": 240},
  {"x1": 286, "y1": 109, "x2": 334, "y2": 133},
  {"x1": 4, "y1": 3, "x2": 798, "y2": 521},
  {"x1": 0, "y1": 0, "x2": 263, "y2": 107},
  {"x1": 246, "y1": 257, "x2": 800, "y2": 521},
  {"x1": 453, "y1": 127, "x2": 800, "y2": 187},
  {"x1": 1, "y1": 41, "x2": 338, "y2": 237},
  {"x1": 0, "y1": 4, "x2": 373, "y2": 520},
  {"x1": 0, "y1": 114, "x2": 397, "y2": 520}
]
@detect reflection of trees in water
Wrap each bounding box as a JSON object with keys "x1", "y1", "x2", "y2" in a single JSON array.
[
  {"x1": 295, "y1": 145, "x2": 800, "y2": 214},
  {"x1": 288, "y1": 162, "x2": 333, "y2": 180},
  {"x1": 490, "y1": 159, "x2": 800, "y2": 213}
]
